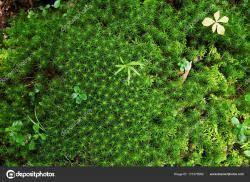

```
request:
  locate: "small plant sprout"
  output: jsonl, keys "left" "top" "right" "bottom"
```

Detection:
{"left": 231, "top": 117, "right": 240, "bottom": 126}
{"left": 27, "top": 10, "right": 35, "bottom": 19}
{"left": 72, "top": 86, "right": 87, "bottom": 104}
{"left": 5, "top": 121, "right": 26, "bottom": 146}
{"left": 202, "top": 11, "right": 229, "bottom": 35}
{"left": 115, "top": 57, "right": 145, "bottom": 85}
{"left": 27, "top": 107, "right": 46, "bottom": 132}
{"left": 178, "top": 59, "right": 192, "bottom": 83}
{"left": 231, "top": 117, "right": 248, "bottom": 143}
{"left": 5, "top": 109, "right": 47, "bottom": 151}
{"left": 53, "top": 0, "right": 61, "bottom": 8}
{"left": 178, "top": 59, "right": 191, "bottom": 72}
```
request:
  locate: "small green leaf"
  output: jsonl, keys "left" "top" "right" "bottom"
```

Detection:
{"left": 27, "top": 10, "right": 35, "bottom": 19}
{"left": 8, "top": 121, "right": 23, "bottom": 132}
{"left": 39, "top": 134, "right": 47, "bottom": 141}
{"left": 244, "top": 150, "right": 250, "bottom": 157}
{"left": 15, "top": 134, "right": 26, "bottom": 145}
{"left": 53, "top": 0, "right": 61, "bottom": 8}
{"left": 74, "top": 86, "right": 81, "bottom": 93}
{"left": 238, "top": 134, "right": 247, "bottom": 143}
{"left": 231, "top": 117, "right": 240, "bottom": 126}
{"left": 33, "top": 134, "right": 40, "bottom": 140}
{"left": 76, "top": 97, "right": 82, "bottom": 104}
{"left": 79, "top": 93, "right": 87, "bottom": 100}
{"left": 245, "top": 93, "right": 250, "bottom": 102}
{"left": 42, "top": 9, "right": 48, "bottom": 16}
{"left": 33, "top": 123, "right": 40, "bottom": 133}
{"left": 71, "top": 93, "right": 78, "bottom": 99}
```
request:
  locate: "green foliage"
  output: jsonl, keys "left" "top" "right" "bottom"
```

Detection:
{"left": 53, "top": 0, "right": 61, "bottom": 9}
{"left": 115, "top": 57, "right": 145, "bottom": 85}
{"left": 244, "top": 150, "right": 250, "bottom": 158}
{"left": 0, "top": 0, "right": 249, "bottom": 166}
{"left": 231, "top": 117, "right": 248, "bottom": 143}
{"left": 245, "top": 94, "right": 250, "bottom": 103}
{"left": 72, "top": 86, "right": 87, "bottom": 104}
{"left": 4, "top": 119, "right": 47, "bottom": 164}
{"left": 178, "top": 59, "right": 191, "bottom": 72}
{"left": 5, "top": 121, "right": 26, "bottom": 146}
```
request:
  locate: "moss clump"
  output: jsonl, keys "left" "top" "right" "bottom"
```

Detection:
{"left": 0, "top": 0, "right": 249, "bottom": 166}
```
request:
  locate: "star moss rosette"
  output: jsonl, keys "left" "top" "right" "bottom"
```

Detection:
{"left": 202, "top": 11, "right": 229, "bottom": 35}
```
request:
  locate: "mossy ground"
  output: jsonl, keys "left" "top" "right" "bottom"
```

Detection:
{"left": 0, "top": 0, "right": 249, "bottom": 166}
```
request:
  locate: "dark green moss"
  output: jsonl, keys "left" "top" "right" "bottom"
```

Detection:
{"left": 0, "top": 0, "right": 249, "bottom": 166}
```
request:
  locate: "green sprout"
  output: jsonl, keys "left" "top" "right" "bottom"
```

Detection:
{"left": 115, "top": 57, "right": 144, "bottom": 85}
{"left": 178, "top": 59, "right": 192, "bottom": 72}
{"left": 231, "top": 117, "right": 247, "bottom": 143}
{"left": 231, "top": 117, "right": 250, "bottom": 158}
{"left": 72, "top": 86, "right": 87, "bottom": 104}
{"left": 5, "top": 115, "right": 46, "bottom": 151}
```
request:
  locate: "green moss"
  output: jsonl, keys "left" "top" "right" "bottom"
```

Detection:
{"left": 0, "top": 0, "right": 249, "bottom": 166}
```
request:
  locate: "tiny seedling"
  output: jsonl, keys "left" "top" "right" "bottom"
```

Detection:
{"left": 5, "top": 116, "right": 46, "bottom": 151}
{"left": 38, "top": 5, "right": 51, "bottom": 16}
{"left": 72, "top": 86, "right": 87, "bottom": 104}
{"left": 178, "top": 59, "right": 192, "bottom": 83}
{"left": 231, "top": 117, "right": 250, "bottom": 158}
{"left": 5, "top": 121, "right": 26, "bottom": 146}
{"left": 231, "top": 117, "right": 247, "bottom": 143}
{"left": 37, "top": 0, "right": 61, "bottom": 17}
{"left": 27, "top": 10, "right": 36, "bottom": 19}
{"left": 178, "top": 59, "right": 192, "bottom": 72}
{"left": 115, "top": 57, "right": 145, "bottom": 85}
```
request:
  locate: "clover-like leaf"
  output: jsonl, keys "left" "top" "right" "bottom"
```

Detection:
{"left": 71, "top": 93, "right": 78, "bottom": 99}
{"left": 79, "top": 93, "right": 87, "bottom": 101}
{"left": 72, "top": 85, "right": 87, "bottom": 104}
{"left": 202, "top": 11, "right": 229, "bottom": 35}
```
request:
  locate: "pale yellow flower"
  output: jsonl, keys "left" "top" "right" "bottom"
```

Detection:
{"left": 202, "top": 11, "right": 229, "bottom": 35}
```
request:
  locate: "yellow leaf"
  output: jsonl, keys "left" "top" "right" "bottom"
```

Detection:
{"left": 216, "top": 23, "right": 225, "bottom": 35}
{"left": 212, "top": 23, "right": 217, "bottom": 33}
{"left": 218, "top": 16, "right": 229, "bottom": 23}
{"left": 214, "top": 11, "right": 220, "bottom": 21}
{"left": 202, "top": 18, "right": 215, "bottom": 26}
